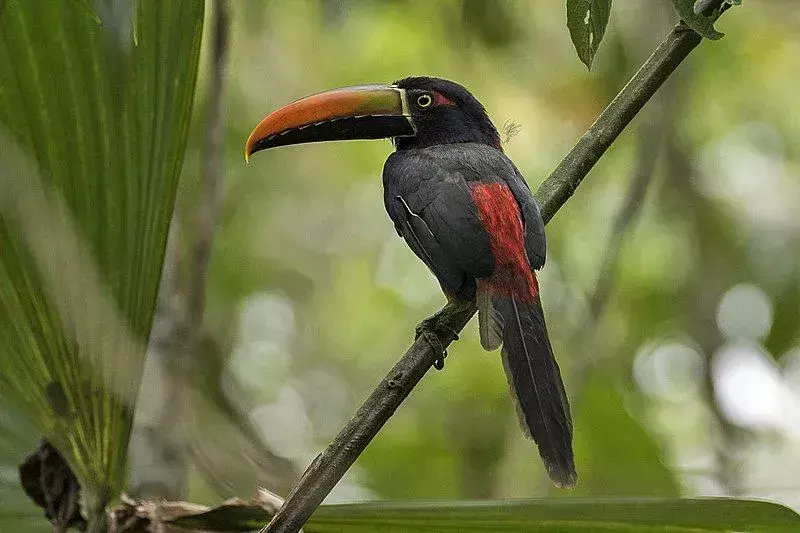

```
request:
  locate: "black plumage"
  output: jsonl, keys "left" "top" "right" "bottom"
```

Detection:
{"left": 382, "top": 78, "right": 576, "bottom": 486}
{"left": 245, "top": 75, "right": 577, "bottom": 487}
{"left": 494, "top": 295, "right": 575, "bottom": 487}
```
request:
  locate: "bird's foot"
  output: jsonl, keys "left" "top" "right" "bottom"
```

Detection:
{"left": 414, "top": 298, "right": 474, "bottom": 370}
{"left": 416, "top": 325, "right": 447, "bottom": 370}
{"left": 415, "top": 310, "right": 460, "bottom": 371}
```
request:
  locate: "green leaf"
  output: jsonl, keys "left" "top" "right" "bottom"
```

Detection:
{"left": 167, "top": 498, "right": 800, "bottom": 532}
{"left": 0, "top": 0, "right": 204, "bottom": 504}
{"left": 566, "top": 0, "right": 612, "bottom": 70}
{"left": 669, "top": 0, "right": 739, "bottom": 40}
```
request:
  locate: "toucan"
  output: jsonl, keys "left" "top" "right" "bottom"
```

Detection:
{"left": 245, "top": 77, "right": 576, "bottom": 488}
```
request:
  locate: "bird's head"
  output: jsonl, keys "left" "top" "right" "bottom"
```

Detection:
{"left": 245, "top": 76, "right": 501, "bottom": 162}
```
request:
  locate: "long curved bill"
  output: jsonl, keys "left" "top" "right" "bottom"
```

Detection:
{"left": 245, "top": 85, "right": 416, "bottom": 162}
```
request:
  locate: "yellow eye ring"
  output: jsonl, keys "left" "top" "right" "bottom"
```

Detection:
{"left": 417, "top": 94, "right": 433, "bottom": 108}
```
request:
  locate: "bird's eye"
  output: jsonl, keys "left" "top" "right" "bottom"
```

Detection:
{"left": 416, "top": 94, "right": 433, "bottom": 108}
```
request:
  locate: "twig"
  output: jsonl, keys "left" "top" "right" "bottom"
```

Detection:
{"left": 134, "top": 1, "right": 295, "bottom": 498}
{"left": 129, "top": 209, "right": 188, "bottom": 499}
{"left": 264, "top": 3, "right": 730, "bottom": 532}
{"left": 265, "top": 299, "right": 476, "bottom": 532}
{"left": 536, "top": 0, "right": 727, "bottom": 222}
{"left": 184, "top": 0, "right": 296, "bottom": 496}
{"left": 171, "top": 0, "right": 231, "bottom": 491}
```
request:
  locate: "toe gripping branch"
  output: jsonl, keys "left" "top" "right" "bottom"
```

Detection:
{"left": 415, "top": 299, "right": 474, "bottom": 370}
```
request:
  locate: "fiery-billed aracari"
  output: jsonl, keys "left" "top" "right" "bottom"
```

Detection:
{"left": 245, "top": 77, "right": 576, "bottom": 488}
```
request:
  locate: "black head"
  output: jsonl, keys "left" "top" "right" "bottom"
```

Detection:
{"left": 393, "top": 77, "right": 501, "bottom": 151}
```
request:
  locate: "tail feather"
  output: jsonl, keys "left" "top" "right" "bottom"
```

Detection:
{"left": 477, "top": 281, "right": 503, "bottom": 351}
{"left": 493, "top": 293, "right": 576, "bottom": 488}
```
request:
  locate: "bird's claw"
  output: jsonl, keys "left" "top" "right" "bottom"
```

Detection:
{"left": 416, "top": 319, "right": 448, "bottom": 370}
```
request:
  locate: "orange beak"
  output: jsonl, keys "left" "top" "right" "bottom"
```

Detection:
{"left": 244, "top": 85, "right": 416, "bottom": 162}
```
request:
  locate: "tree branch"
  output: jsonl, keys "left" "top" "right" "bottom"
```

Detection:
{"left": 264, "top": 4, "right": 730, "bottom": 532}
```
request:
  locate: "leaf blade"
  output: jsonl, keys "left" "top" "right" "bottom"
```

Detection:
{"left": 0, "top": 0, "right": 204, "bottom": 502}
{"left": 566, "top": 0, "right": 612, "bottom": 69}
{"left": 165, "top": 498, "right": 800, "bottom": 532}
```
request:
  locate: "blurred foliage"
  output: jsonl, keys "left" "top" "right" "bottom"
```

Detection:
{"left": 0, "top": 400, "right": 46, "bottom": 533}
{"left": 568, "top": 375, "right": 679, "bottom": 497}
{"left": 0, "top": 0, "right": 203, "bottom": 515}
{"left": 2, "top": 0, "right": 800, "bottom": 530}
{"left": 191, "top": 0, "right": 799, "bottom": 510}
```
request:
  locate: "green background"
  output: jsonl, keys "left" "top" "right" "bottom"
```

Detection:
{"left": 3, "top": 0, "right": 800, "bottom": 531}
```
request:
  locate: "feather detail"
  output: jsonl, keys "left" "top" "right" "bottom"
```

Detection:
{"left": 495, "top": 293, "right": 576, "bottom": 489}
{"left": 477, "top": 280, "right": 503, "bottom": 351}
{"left": 470, "top": 179, "right": 575, "bottom": 487}
{"left": 396, "top": 196, "right": 435, "bottom": 265}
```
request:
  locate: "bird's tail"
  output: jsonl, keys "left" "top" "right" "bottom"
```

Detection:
{"left": 477, "top": 277, "right": 576, "bottom": 489}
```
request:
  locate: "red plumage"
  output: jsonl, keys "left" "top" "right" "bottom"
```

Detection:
{"left": 470, "top": 181, "right": 575, "bottom": 488}
{"left": 469, "top": 182, "right": 538, "bottom": 302}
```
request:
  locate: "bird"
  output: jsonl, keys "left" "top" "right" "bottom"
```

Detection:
{"left": 245, "top": 77, "right": 576, "bottom": 488}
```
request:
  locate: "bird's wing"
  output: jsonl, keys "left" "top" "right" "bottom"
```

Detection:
{"left": 411, "top": 143, "right": 546, "bottom": 270}
{"left": 384, "top": 145, "right": 572, "bottom": 486}
{"left": 383, "top": 149, "right": 494, "bottom": 297}
{"left": 390, "top": 193, "right": 465, "bottom": 294}
{"left": 447, "top": 147, "right": 571, "bottom": 486}
{"left": 382, "top": 144, "right": 547, "bottom": 289}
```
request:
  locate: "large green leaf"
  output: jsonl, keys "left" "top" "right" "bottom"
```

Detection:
{"left": 0, "top": 0, "right": 203, "bottom": 504}
{"left": 566, "top": 0, "right": 612, "bottom": 70}
{"left": 167, "top": 498, "right": 800, "bottom": 532}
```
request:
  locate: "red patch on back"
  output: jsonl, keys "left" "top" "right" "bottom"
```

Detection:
{"left": 470, "top": 183, "right": 538, "bottom": 301}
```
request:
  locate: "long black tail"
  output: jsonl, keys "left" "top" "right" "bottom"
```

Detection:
{"left": 493, "top": 293, "right": 576, "bottom": 488}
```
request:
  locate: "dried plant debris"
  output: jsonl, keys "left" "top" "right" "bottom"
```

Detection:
{"left": 19, "top": 439, "right": 87, "bottom": 532}
{"left": 109, "top": 489, "right": 283, "bottom": 532}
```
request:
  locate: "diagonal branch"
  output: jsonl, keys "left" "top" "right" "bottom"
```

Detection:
{"left": 264, "top": 3, "right": 731, "bottom": 532}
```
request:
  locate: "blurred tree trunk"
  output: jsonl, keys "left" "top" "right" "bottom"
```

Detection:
{"left": 665, "top": 133, "right": 748, "bottom": 495}
{"left": 128, "top": 0, "right": 231, "bottom": 500}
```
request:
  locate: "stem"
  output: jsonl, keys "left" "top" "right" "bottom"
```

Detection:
{"left": 264, "top": 299, "right": 476, "bottom": 531}
{"left": 82, "top": 489, "right": 108, "bottom": 533}
{"left": 666, "top": 134, "right": 744, "bottom": 494}
{"left": 264, "top": 3, "right": 729, "bottom": 532}
{"left": 189, "top": 0, "right": 228, "bottom": 332}
{"left": 129, "top": 0, "right": 230, "bottom": 501}
{"left": 537, "top": 0, "right": 729, "bottom": 222}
